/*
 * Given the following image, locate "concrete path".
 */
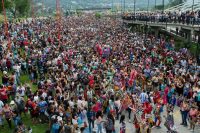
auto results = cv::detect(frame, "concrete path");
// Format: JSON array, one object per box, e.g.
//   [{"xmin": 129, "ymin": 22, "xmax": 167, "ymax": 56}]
[{"xmin": 81, "ymin": 106, "xmax": 200, "ymax": 133}]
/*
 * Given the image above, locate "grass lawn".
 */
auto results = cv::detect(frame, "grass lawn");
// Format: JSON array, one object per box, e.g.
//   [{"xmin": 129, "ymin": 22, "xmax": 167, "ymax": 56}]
[
  {"xmin": 0, "ymin": 71, "xmax": 49, "ymax": 133},
  {"xmin": 0, "ymin": 114, "xmax": 48, "ymax": 133}
]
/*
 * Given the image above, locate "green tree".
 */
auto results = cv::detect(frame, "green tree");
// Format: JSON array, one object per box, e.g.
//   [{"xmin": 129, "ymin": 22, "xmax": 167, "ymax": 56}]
[
  {"xmin": 0, "ymin": 0, "xmax": 12, "ymax": 13},
  {"xmin": 0, "ymin": 0, "xmax": 30, "ymax": 18},
  {"xmin": 9, "ymin": 0, "xmax": 30, "ymax": 18}
]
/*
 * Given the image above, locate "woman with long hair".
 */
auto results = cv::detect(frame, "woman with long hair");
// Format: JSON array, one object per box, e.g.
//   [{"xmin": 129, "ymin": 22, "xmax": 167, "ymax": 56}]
[
  {"xmin": 120, "ymin": 115, "xmax": 126, "ymax": 133},
  {"xmin": 96, "ymin": 111, "xmax": 103, "ymax": 133},
  {"xmin": 105, "ymin": 113, "xmax": 115, "ymax": 133},
  {"xmin": 133, "ymin": 114, "xmax": 140, "ymax": 133}
]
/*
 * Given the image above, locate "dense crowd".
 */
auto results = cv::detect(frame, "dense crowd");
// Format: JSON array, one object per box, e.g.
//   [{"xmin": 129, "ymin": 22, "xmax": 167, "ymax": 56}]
[
  {"xmin": 0, "ymin": 14, "xmax": 200, "ymax": 133},
  {"xmin": 123, "ymin": 10, "xmax": 200, "ymax": 25}
]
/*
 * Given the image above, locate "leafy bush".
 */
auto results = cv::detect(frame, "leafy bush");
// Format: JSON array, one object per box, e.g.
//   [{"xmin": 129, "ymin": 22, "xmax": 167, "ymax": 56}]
[
  {"xmin": 95, "ymin": 12, "xmax": 102, "ymax": 19},
  {"xmin": 0, "ymin": 14, "xmax": 4, "ymax": 23}
]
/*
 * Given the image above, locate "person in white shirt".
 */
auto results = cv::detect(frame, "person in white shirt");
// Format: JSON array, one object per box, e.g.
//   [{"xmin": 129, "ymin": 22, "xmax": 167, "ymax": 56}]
[
  {"xmin": 77, "ymin": 96, "xmax": 83, "ymax": 110},
  {"xmin": 33, "ymin": 92, "xmax": 39, "ymax": 103},
  {"xmin": 42, "ymin": 91, "xmax": 47, "ymax": 99},
  {"xmin": 87, "ymin": 88, "xmax": 93, "ymax": 100},
  {"xmin": 68, "ymin": 97, "xmax": 75, "ymax": 109},
  {"xmin": 0, "ymin": 100, "xmax": 4, "ymax": 110},
  {"xmin": 0, "ymin": 100, "xmax": 4, "ymax": 127},
  {"xmin": 16, "ymin": 85, "xmax": 26, "ymax": 97},
  {"xmin": 114, "ymin": 97, "xmax": 121, "ymax": 120},
  {"xmin": 13, "ymin": 63, "xmax": 21, "ymax": 85}
]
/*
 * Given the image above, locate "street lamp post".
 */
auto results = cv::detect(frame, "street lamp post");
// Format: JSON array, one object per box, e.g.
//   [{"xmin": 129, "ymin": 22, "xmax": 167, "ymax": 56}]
[
  {"xmin": 112, "ymin": 0, "xmax": 114, "ymax": 13},
  {"xmin": 134, "ymin": 0, "xmax": 136, "ymax": 21},
  {"xmin": 124, "ymin": 0, "xmax": 125, "ymax": 13},
  {"xmin": 192, "ymin": 0, "xmax": 194, "ymax": 12},
  {"xmin": 162, "ymin": 0, "xmax": 165, "ymax": 13},
  {"xmin": 121, "ymin": 0, "xmax": 123, "ymax": 14},
  {"xmin": 147, "ymin": 0, "xmax": 150, "ymax": 13},
  {"xmin": 155, "ymin": 0, "xmax": 157, "ymax": 10},
  {"xmin": 162, "ymin": 0, "xmax": 165, "ymax": 22}
]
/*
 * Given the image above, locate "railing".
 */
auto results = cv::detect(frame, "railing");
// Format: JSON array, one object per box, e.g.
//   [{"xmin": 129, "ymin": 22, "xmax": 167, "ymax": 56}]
[
  {"xmin": 122, "ymin": 15, "xmax": 200, "ymax": 26},
  {"xmin": 122, "ymin": 15, "xmax": 200, "ymax": 43}
]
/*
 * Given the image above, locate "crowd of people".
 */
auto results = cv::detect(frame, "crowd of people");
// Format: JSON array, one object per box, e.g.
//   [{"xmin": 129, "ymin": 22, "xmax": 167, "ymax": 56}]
[
  {"xmin": 123, "ymin": 10, "xmax": 200, "ymax": 25},
  {"xmin": 0, "ymin": 13, "xmax": 200, "ymax": 133}
]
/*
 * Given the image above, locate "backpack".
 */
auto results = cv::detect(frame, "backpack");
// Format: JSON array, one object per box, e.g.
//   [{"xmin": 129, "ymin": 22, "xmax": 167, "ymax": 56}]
[
  {"xmin": 5, "ymin": 110, "xmax": 11, "ymax": 118},
  {"xmin": 64, "ymin": 125, "xmax": 71, "ymax": 133},
  {"xmin": 52, "ymin": 123, "xmax": 60, "ymax": 133},
  {"xmin": 197, "ymin": 92, "xmax": 200, "ymax": 102},
  {"xmin": 105, "ymin": 118, "xmax": 114, "ymax": 131},
  {"xmin": 18, "ymin": 88, "xmax": 22, "ymax": 94},
  {"xmin": 18, "ymin": 100, "xmax": 25, "ymax": 110}
]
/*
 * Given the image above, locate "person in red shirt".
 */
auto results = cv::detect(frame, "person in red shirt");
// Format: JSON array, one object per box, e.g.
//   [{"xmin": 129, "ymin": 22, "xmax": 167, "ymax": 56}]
[
  {"xmin": 188, "ymin": 106, "xmax": 198, "ymax": 131},
  {"xmin": 0, "ymin": 86, "xmax": 8, "ymax": 103},
  {"xmin": 92, "ymin": 102, "xmax": 99, "ymax": 113},
  {"xmin": 88, "ymin": 75, "xmax": 94, "ymax": 88},
  {"xmin": 133, "ymin": 114, "xmax": 140, "ymax": 133},
  {"xmin": 6, "ymin": 59, "xmax": 12, "ymax": 72},
  {"xmin": 154, "ymin": 103, "xmax": 162, "ymax": 128},
  {"xmin": 143, "ymin": 102, "xmax": 152, "ymax": 114},
  {"xmin": 26, "ymin": 99, "xmax": 38, "ymax": 124},
  {"xmin": 153, "ymin": 90, "xmax": 161, "ymax": 104}
]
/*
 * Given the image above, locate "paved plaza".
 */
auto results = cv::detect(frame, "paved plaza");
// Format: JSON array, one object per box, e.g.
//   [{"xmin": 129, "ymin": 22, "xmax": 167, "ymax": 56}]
[{"xmin": 83, "ymin": 107, "xmax": 200, "ymax": 133}]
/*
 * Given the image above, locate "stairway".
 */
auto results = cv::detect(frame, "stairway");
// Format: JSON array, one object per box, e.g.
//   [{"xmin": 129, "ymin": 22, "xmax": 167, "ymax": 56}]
[{"xmin": 165, "ymin": 0, "xmax": 200, "ymax": 12}]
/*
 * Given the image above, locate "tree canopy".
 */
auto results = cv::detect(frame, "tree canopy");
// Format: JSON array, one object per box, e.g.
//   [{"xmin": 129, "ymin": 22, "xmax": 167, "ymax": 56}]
[
  {"xmin": 0, "ymin": 0, "xmax": 30, "ymax": 18},
  {"xmin": 0, "ymin": 0, "xmax": 12, "ymax": 13}
]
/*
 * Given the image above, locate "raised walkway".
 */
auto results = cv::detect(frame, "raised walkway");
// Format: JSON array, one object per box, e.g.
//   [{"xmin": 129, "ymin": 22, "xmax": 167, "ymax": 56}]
[{"xmin": 123, "ymin": 20, "xmax": 200, "ymax": 31}]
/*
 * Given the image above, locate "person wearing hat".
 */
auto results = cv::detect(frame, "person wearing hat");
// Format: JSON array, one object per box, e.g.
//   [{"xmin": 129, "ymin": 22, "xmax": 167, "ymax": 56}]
[{"xmin": 2, "ymin": 71, "xmax": 9, "ymax": 86}]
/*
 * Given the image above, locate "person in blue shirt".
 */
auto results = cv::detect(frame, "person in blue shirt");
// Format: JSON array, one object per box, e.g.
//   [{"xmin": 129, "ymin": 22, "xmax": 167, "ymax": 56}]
[
  {"xmin": 51, "ymin": 119, "xmax": 61, "ymax": 133},
  {"xmin": 13, "ymin": 111, "xmax": 21, "ymax": 127},
  {"xmin": 170, "ymin": 94, "xmax": 176, "ymax": 107},
  {"xmin": 38, "ymin": 98, "xmax": 48, "ymax": 113},
  {"xmin": 167, "ymin": 86, "xmax": 175, "ymax": 104},
  {"xmin": 87, "ymin": 107, "xmax": 95, "ymax": 133},
  {"xmin": 37, "ymin": 97, "xmax": 48, "ymax": 123}
]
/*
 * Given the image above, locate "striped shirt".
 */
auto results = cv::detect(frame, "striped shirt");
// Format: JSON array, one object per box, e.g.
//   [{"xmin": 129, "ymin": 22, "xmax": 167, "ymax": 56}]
[{"xmin": 140, "ymin": 92, "xmax": 147, "ymax": 104}]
